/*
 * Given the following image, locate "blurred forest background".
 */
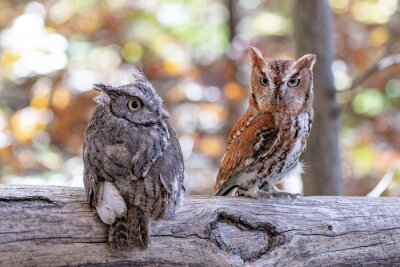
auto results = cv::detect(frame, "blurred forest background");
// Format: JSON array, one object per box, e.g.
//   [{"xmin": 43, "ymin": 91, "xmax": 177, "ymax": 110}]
[{"xmin": 0, "ymin": 0, "xmax": 399, "ymax": 196}]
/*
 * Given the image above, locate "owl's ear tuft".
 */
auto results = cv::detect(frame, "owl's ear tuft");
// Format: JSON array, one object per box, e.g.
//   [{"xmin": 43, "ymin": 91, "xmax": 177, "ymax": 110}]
[
  {"xmin": 295, "ymin": 54, "xmax": 317, "ymax": 71},
  {"xmin": 132, "ymin": 67, "xmax": 148, "ymax": 83},
  {"xmin": 248, "ymin": 46, "xmax": 264, "ymax": 66},
  {"xmin": 93, "ymin": 83, "xmax": 114, "ymax": 92}
]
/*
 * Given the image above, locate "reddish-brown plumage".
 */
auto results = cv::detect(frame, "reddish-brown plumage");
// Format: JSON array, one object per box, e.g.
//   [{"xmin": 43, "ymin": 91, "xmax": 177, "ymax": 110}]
[{"xmin": 215, "ymin": 47, "xmax": 316, "ymax": 198}]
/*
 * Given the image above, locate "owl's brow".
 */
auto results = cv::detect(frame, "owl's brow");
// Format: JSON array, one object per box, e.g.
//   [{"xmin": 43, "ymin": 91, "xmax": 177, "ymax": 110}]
[
  {"xmin": 282, "ymin": 67, "xmax": 300, "ymax": 83},
  {"xmin": 257, "ymin": 66, "xmax": 274, "ymax": 81},
  {"xmin": 253, "ymin": 65, "xmax": 264, "ymax": 75},
  {"xmin": 134, "ymin": 83, "xmax": 156, "ymax": 97}
]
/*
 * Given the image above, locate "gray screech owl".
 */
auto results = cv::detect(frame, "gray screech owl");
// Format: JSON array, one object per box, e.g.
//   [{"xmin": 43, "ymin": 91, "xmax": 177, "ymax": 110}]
[{"xmin": 83, "ymin": 69, "xmax": 184, "ymax": 250}]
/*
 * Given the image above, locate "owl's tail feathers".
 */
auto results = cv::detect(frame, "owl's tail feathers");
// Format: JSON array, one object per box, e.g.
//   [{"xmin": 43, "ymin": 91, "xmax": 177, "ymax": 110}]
[{"xmin": 108, "ymin": 206, "xmax": 149, "ymax": 250}]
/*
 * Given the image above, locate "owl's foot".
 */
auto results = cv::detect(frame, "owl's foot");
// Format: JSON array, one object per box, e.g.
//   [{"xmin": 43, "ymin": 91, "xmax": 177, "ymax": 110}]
[
  {"xmin": 257, "ymin": 183, "xmax": 300, "ymax": 200},
  {"xmin": 234, "ymin": 185, "xmax": 300, "ymax": 200},
  {"xmin": 234, "ymin": 187, "xmax": 259, "ymax": 199},
  {"xmin": 257, "ymin": 190, "xmax": 300, "ymax": 200}
]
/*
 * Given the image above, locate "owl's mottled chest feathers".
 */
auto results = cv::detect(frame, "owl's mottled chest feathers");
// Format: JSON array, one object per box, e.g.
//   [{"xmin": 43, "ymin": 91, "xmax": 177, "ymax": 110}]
[
  {"xmin": 215, "ymin": 107, "xmax": 313, "ymax": 194},
  {"xmin": 256, "ymin": 110, "xmax": 313, "ymax": 184}
]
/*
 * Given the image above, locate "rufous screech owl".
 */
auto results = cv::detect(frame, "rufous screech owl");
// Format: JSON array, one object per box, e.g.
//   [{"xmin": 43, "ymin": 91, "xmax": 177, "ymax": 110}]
[
  {"xmin": 83, "ymin": 69, "xmax": 184, "ymax": 250},
  {"xmin": 215, "ymin": 47, "xmax": 316, "ymax": 198}
]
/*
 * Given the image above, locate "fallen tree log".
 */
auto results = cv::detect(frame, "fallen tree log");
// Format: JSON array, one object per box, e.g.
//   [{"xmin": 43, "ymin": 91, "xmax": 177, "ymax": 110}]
[{"xmin": 0, "ymin": 185, "xmax": 399, "ymax": 266}]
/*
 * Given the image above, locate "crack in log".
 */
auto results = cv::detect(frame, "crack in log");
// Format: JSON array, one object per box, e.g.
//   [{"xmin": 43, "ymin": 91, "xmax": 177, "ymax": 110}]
[
  {"xmin": 80, "ymin": 261, "xmax": 202, "ymax": 267},
  {"xmin": 0, "ymin": 236, "xmax": 106, "ymax": 245},
  {"xmin": 0, "ymin": 196, "xmax": 61, "ymax": 206},
  {"xmin": 154, "ymin": 233, "xmax": 209, "ymax": 241},
  {"xmin": 309, "ymin": 241, "xmax": 394, "ymax": 257},
  {"xmin": 298, "ymin": 227, "xmax": 400, "ymax": 238},
  {"xmin": 210, "ymin": 210, "xmax": 279, "ymax": 235},
  {"xmin": 205, "ymin": 209, "xmax": 289, "ymax": 262}
]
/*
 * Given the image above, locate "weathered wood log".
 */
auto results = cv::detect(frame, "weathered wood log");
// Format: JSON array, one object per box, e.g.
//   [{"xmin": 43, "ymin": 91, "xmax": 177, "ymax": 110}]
[{"xmin": 1, "ymin": 185, "xmax": 400, "ymax": 266}]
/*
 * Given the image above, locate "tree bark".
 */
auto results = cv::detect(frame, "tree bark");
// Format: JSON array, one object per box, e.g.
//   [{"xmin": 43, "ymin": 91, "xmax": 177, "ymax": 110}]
[
  {"xmin": 1, "ymin": 185, "xmax": 400, "ymax": 266},
  {"xmin": 293, "ymin": 0, "xmax": 343, "ymax": 195}
]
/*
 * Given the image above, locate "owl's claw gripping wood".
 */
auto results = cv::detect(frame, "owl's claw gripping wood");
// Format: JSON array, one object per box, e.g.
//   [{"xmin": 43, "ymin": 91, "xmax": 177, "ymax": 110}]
[
  {"xmin": 214, "ymin": 46, "xmax": 316, "ymax": 198},
  {"xmin": 258, "ymin": 182, "xmax": 301, "ymax": 200},
  {"xmin": 257, "ymin": 190, "xmax": 300, "ymax": 200},
  {"xmin": 83, "ymin": 69, "xmax": 184, "ymax": 250}
]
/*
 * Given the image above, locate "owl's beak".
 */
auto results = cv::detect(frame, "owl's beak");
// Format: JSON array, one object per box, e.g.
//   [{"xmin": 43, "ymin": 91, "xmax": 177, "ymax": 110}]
[{"xmin": 273, "ymin": 83, "xmax": 284, "ymax": 103}]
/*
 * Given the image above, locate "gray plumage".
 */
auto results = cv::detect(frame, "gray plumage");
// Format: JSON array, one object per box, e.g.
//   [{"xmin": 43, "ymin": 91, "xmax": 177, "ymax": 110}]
[{"xmin": 83, "ymin": 69, "xmax": 184, "ymax": 250}]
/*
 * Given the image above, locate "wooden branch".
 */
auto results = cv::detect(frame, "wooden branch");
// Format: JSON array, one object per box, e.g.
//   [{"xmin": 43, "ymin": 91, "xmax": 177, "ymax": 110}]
[{"xmin": 1, "ymin": 185, "xmax": 400, "ymax": 266}]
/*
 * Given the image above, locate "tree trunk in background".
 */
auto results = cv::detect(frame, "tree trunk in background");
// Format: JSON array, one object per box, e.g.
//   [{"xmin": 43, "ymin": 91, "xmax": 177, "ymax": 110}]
[
  {"xmin": 224, "ymin": 0, "xmax": 242, "ymax": 137},
  {"xmin": 293, "ymin": 0, "xmax": 343, "ymax": 195}
]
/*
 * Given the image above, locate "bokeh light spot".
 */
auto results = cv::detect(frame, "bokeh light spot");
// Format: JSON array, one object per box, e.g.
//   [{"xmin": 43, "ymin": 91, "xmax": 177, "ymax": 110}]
[
  {"xmin": 122, "ymin": 43, "xmax": 143, "ymax": 63},
  {"xmin": 353, "ymin": 90, "xmax": 385, "ymax": 116},
  {"xmin": 224, "ymin": 82, "xmax": 245, "ymax": 101},
  {"xmin": 385, "ymin": 80, "xmax": 400, "ymax": 98}
]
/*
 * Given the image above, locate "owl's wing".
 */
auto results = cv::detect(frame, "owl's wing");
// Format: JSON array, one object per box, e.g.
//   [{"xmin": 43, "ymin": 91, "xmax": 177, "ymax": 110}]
[
  {"xmin": 215, "ymin": 112, "xmax": 278, "ymax": 196},
  {"xmin": 156, "ymin": 126, "xmax": 185, "ymax": 218},
  {"xmin": 122, "ymin": 123, "xmax": 184, "ymax": 220},
  {"xmin": 83, "ymin": 132, "xmax": 136, "ymax": 207},
  {"xmin": 158, "ymin": 125, "xmax": 184, "ymax": 194},
  {"xmin": 84, "ymin": 122, "xmax": 184, "ymax": 222}
]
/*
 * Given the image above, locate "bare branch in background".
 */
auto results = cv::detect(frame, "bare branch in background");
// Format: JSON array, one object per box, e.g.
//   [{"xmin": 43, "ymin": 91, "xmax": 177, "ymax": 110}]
[
  {"xmin": 340, "ymin": 53, "xmax": 400, "ymax": 93},
  {"xmin": 339, "ymin": 3, "xmax": 400, "ymax": 93},
  {"xmin": 367, "ymin": 167, "xmax": 396, "ymax": 197}
]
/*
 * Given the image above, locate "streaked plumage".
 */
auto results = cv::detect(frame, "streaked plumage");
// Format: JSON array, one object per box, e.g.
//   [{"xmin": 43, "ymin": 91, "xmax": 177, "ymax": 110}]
[
  {"xmin": 215, "ymin": 47, "xmax": 316, "ymax": 198},
  {"xmin": 83, "ymin": 69, "xmax": 184, "ymax": 249}
]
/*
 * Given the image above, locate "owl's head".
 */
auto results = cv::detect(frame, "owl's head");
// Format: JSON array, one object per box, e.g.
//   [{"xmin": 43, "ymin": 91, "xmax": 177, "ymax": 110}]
[
  {"xmin": 93, "ymin": 68, "xmax": 169, "ymax": 124},
  {"xmin": 248, "ymin": 46, "xmax": 316, "ymax": 115}
]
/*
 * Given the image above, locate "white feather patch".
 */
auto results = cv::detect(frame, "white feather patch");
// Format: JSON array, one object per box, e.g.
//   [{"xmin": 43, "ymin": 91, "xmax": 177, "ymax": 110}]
[
  {"xmin": 96, "ymin": 182, "xmax": 127, "ymax": 225},
  {"xmin": 286, "ymin": 162, "xmax": 304, "ymax": 179},
  {"xmin": 96, "ymin": 203, "xmax": 116, "ymax": 225}
]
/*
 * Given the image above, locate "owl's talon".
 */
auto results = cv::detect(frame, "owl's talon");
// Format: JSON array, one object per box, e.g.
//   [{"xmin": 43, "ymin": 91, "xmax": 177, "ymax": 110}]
[
  {"xmin": 257, "ymin": 191, "xmax": 274, "ymax": 199},
  {"xmin": 284, "ymin": 192, "xmax": 301, "ymax": 200},
  {"xmin": 258, "ymin": 190, "xmax": 300, "ymax": 200},
  {"xmin": 234, "ymin": 187, "xmax": 259, "ymax": 198}
]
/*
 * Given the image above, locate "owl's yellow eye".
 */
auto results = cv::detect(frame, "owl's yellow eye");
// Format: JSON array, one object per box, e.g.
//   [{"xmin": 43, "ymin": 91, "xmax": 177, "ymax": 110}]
[
  {"xmin": 127, "ymin": 97, "xmax": 142, "ymax": 111},
  {"xmin": 259, "ymin": 77, "xmax": 269, "ymax": 87},
  {"xmin": 287, "ymin": 78, "xmax": 300, "ymax": 87}
]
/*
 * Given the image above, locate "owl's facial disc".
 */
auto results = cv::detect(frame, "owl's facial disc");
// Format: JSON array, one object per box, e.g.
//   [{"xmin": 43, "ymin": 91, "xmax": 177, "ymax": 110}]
[{"xmin": 248, "ymin": 46, "xmax": 316, "ymax": 114}]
